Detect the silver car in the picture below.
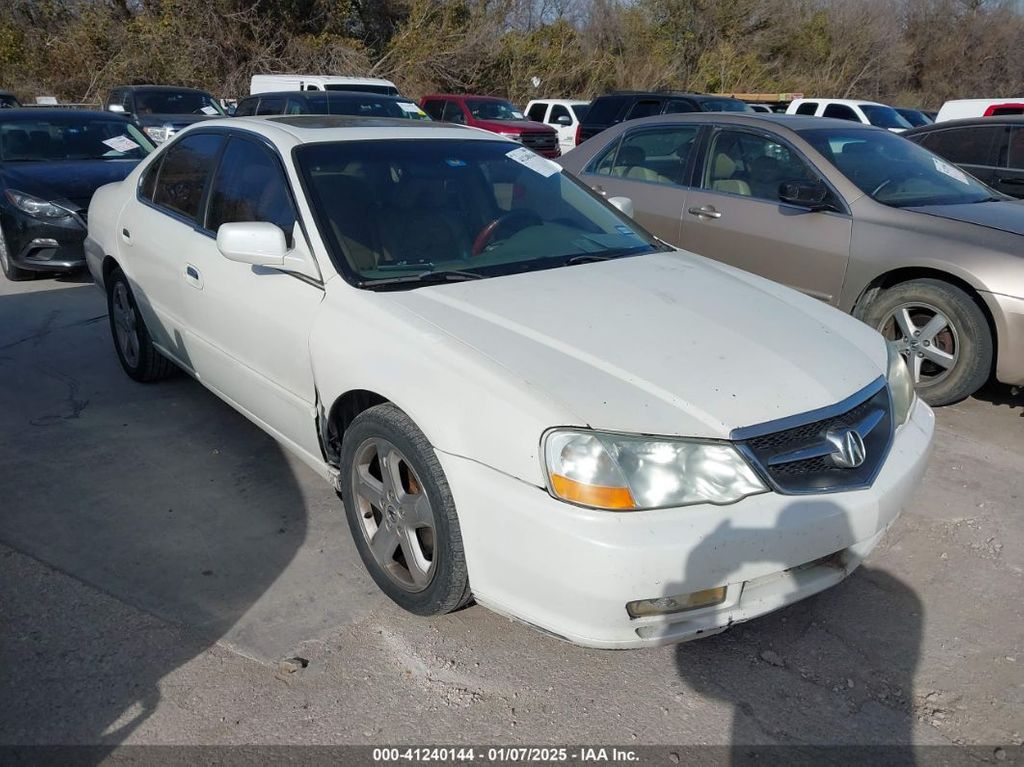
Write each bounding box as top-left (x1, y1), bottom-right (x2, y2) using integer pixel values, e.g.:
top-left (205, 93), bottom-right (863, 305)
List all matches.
top-left (559, 113), bottom-right (1024, 405)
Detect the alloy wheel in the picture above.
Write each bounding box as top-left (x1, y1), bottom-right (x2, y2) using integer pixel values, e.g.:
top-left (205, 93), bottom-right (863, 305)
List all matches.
top-left (350, 437), bottom-right (437, 592)
top-left (880, 301), bottom-right (959, 385)
top-left (111, 281), bottom-right (141, 368)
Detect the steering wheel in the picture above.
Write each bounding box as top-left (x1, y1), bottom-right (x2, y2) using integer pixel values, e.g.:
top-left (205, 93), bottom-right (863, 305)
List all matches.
top-left (471, 210), bottom-right (542, 256)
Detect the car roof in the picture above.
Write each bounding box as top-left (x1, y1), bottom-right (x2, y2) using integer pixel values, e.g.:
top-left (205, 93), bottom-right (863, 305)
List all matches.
top-left (578, 111), bottom-right (886, 137)
top-left (0, 108), bottom-right (130, 120)
top-left (903, 115), bottom-right (1024, 135)
top-left (421, 94), bottom-right (505, 101)
top-left (242, 90), bottom-right (413, 102)
top-left (595, 91), bottom-right (730, 100)
top-left (205, 115), bottom-right (501, 145)
top-left (791, 98), bottom-right (887, 107)
top-left (115, 85), bottom-right (212, 93)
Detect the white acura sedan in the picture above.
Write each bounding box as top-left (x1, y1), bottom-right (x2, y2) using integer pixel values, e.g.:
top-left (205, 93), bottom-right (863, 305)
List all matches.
top-left (85, 116), bottom-right (934, 648)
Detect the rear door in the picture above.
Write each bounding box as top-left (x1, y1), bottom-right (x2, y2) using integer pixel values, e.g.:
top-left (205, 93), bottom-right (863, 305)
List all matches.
top-left (679, 126), bottom-right (852, 305)
top-left (579, 123), bottom-right (702, 244)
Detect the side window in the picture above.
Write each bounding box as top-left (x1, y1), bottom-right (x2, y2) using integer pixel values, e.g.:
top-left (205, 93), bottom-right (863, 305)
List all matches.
top-left (608, 126), bottom-right (699, 186)
top-left (704, 129), bottom-right (820, 202)
top-left (285, 97), bottom-right (307, 115)
top-left (441, 100), bottom-right (466, 124)
top-left (151, 133), bottom-right (222, 220)
top-left (795, 102), bottom-right (818, 116)
top-left (421, 100), bottom-right (444, 120)
top-left (1006, 127), bottom-right (1024, 169)
top-left (549, 104), bottom-right (571, 125)
top-left (139, 157), bottom-right (162, 201)
top-left (106, 90), bottom-right (122, 109)
top-left (585, 138), bottom-right (622, 176)
top-left (234, 99), bottom-right (257, 117)
top-left (926, 127), bottom-right (1000, 166)
top-left (625, 99), bottom-right (663, 120)
top-left (665, 100), bottom-right (697, 114)
top-left (823, 103), bottom-right (859, 121)
top-left (526, 103), bottom-right (547, 122)
top-left (206, 137), bottom-right (297, 239)
top-left (256, 97), bottom-right (284, 116)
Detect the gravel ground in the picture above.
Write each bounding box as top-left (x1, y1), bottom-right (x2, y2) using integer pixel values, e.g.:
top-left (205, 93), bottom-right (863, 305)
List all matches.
top-left (0, 274), bottom-right (1021, 751)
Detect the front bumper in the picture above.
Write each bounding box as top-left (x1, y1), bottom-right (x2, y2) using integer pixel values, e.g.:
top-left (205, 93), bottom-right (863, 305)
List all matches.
top-left (438, 398), bottom-right (934, 648)
top-left (2, 212), bottom-right (87, 272)
top-left (981, 290), bottom-right (1024, 386)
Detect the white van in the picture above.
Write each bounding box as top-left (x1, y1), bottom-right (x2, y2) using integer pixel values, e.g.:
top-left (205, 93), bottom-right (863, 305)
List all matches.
top-left (250, 75), bottom-right (399, 97)
top-left (786, 98), bottom-right (912, 132)
top-left (936, 98), bottom-right (1024, 122)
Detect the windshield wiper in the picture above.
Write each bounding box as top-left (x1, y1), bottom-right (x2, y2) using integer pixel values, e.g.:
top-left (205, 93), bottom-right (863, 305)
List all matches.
top-left (564, 247), bottom-right (655, 266)
top-left (358, 268), bottom-right (485, 289)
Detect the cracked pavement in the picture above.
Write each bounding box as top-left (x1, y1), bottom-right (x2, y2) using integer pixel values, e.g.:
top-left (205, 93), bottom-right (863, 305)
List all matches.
top-left (0, 275), bottom-right (1021, 748)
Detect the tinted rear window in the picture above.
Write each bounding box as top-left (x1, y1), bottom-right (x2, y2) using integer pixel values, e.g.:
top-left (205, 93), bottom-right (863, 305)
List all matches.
top-left (570, 104), bottom-right (590, 121)
top-left (585, 96), bottom-right (628, 124)
top-left (698, 98), bottom-right (751, 113)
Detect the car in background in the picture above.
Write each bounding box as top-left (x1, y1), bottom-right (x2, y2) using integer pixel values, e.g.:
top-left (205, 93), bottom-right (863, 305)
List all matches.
top-left (105, 85), bottom-right (226, 144)
top-left (0, 109), bottom-right (152, 280)
top-left (577, 91), bottom-right (751, 144)
top-left (895, 107), bottom-right (933, 128)
top-left (558, 113), bottom-right (1024, 405)
top-left (0, 91), bottom-right (20, 109)
top-left (250, 74), bottom-right (400, 96)
top-left (525, 99), bottom-right (590, 154)
top-left (419, 94), bottom-right (559, 157)
top-left (787, 99), bottom-right (912, 132)
top-left (904, 116), bottom-right (1024, 199)
top-left (234, 91), bottom-right (429, 120)
top-left (748, 104), bottom-right (773, 114)
top-left (936, 99), bottom-right (1024, 122)
top-left (84, 114), bottom-right (932, 648)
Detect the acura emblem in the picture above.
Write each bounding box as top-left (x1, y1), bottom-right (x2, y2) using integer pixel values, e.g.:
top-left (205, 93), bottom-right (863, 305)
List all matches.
top-left (825, 428), bottom-right (866, 469)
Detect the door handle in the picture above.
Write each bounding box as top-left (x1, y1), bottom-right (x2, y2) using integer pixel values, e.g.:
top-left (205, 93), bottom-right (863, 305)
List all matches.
top-left (121, 227), bottom-right (132, 244)
top-left (184, 264), bottom-right (203, 289)
top-left (688, 205), bottom-right (722, 219)
top-left (996, 176), bottom-right (1024, 185)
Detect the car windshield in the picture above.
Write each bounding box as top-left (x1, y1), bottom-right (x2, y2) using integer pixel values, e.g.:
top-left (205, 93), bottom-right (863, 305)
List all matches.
top-left (0, 116), bottom-right (154, 162)
top-left (858, 104), bottom-right (912, 129)
top-left (135, 90), bottom-right (224, 116)
top-left (802, 128), bottom-right (996, 207)
top-left (699, 98), bottom-right (752, 113)
top-left (896, 108), bottom-right (931, 127)
top-left (296, 139), bottom-right (664, 288)
top-left (466, 99), bottom-right (525, 121)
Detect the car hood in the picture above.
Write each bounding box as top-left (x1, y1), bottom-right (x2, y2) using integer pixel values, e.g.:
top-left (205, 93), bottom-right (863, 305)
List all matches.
top-left (391, 252), bottom-right (886, 438)
top-left (472, 118), bottom-right (554, 134)
top-left (907, 199), bottom-right (1024, 236)
top-left (0, 159), bottom-right (141, 211)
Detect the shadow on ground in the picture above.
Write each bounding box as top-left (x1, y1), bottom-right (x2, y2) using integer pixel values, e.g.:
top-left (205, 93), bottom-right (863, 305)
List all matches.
top-left (0, 283), bottom-right (310, 746)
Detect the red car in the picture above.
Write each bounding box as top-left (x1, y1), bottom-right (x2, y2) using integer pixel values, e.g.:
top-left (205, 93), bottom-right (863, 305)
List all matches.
top-left (419, 94), bottom-right (560, 158)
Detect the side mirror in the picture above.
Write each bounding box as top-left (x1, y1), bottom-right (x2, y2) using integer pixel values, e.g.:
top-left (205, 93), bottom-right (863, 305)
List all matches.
top-left (217, 222), bottom-right (287, 267)
top-left (778, 181), bottom-right (829, 210)
top-left (556, 114), bottom-right (572, 126)
top-left (107, 103), bottom-right (126, 114)
top-left (608, 196), bottom-right (634, 217)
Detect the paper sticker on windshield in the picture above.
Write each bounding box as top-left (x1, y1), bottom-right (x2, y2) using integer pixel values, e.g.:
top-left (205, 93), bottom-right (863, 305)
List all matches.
top-left (102, 135), bottom-right (140, 152)
top-left (511, 111), bottom-right (525, 119)
top-left (200, 105), bottom-right (219, 115)
top-left (506, 146), bottom-right (561, 177)
top-left (398, 102), bottom-right (426, 116)
top-left (932, 157), bottom-right (970, 185)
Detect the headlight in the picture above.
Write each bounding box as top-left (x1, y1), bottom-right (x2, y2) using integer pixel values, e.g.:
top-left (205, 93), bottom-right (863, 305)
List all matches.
top-left (4, 189), bottom-right (72, 220)
top-left (886, 341), bottom-right (916, 426)
top-left (497, 131), bottom-right (522, 142)
top-left (543, 429), bottom-right (766, 511)
top-left (143, 125), bottom-right (172, 143)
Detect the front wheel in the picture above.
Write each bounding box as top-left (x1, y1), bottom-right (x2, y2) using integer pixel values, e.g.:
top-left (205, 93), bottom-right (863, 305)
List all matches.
top-left (339, 403), bottom-right (471, 616)
top-left (0, 225), bottom-right (33, 281)
top-left (861, 278), bottom-right (992, 406)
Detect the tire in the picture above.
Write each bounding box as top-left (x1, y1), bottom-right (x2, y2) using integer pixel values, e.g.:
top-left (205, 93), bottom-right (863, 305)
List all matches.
top-left (339, 403), bottom-right (471, 616)
top-left (0, 225), bottom-right (33, 281)
top-left (861, 278), bottom-right (992, 406)
top-left (106, 267), bottom-right (176, 382)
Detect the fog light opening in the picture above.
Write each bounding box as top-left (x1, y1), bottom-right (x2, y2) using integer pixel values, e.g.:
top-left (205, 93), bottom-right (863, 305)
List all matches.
top-left (626, 586), bottom-right (728, 619)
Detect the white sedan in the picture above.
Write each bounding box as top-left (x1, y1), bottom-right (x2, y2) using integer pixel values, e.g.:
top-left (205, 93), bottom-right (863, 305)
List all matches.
top-left (85, 116), bottom-right (934, 648)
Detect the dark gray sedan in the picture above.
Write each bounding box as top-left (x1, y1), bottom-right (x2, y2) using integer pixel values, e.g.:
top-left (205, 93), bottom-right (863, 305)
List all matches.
top-left (559, 113), bottom-right (1024, 405)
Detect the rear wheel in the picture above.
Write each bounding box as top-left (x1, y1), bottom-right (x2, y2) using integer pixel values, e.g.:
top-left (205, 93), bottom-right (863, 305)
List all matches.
top-left (340, 403), bottom-right (471, 616)
top-left (0, 226), bottom-right (33, 281)
top-left (862, 278), bottom-right (992, 405)
top-left (106, 267), bottom-right (176, 382)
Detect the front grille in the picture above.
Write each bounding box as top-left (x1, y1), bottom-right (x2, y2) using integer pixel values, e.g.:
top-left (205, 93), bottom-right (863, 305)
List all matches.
top-left (519, 132), bottom-right (557, 151)
top-left (732, 379), bottom-right (893, 494)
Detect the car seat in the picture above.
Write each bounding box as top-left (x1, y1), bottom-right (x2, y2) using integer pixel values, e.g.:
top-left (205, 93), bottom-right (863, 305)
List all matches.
top-left (710, 153), bottom-right (751, 196)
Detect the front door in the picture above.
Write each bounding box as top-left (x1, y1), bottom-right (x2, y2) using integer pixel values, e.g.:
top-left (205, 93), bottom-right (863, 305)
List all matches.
top-left (679, 127), bottom-right (852, 305)
top-left (179, 134), bottom-right (325, 462)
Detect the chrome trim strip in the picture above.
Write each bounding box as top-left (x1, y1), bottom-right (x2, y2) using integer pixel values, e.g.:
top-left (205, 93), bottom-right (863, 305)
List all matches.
top-left (766, 405), bottom-right (885, 467)
top-left (729, 376), bottom-right (886, 441)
